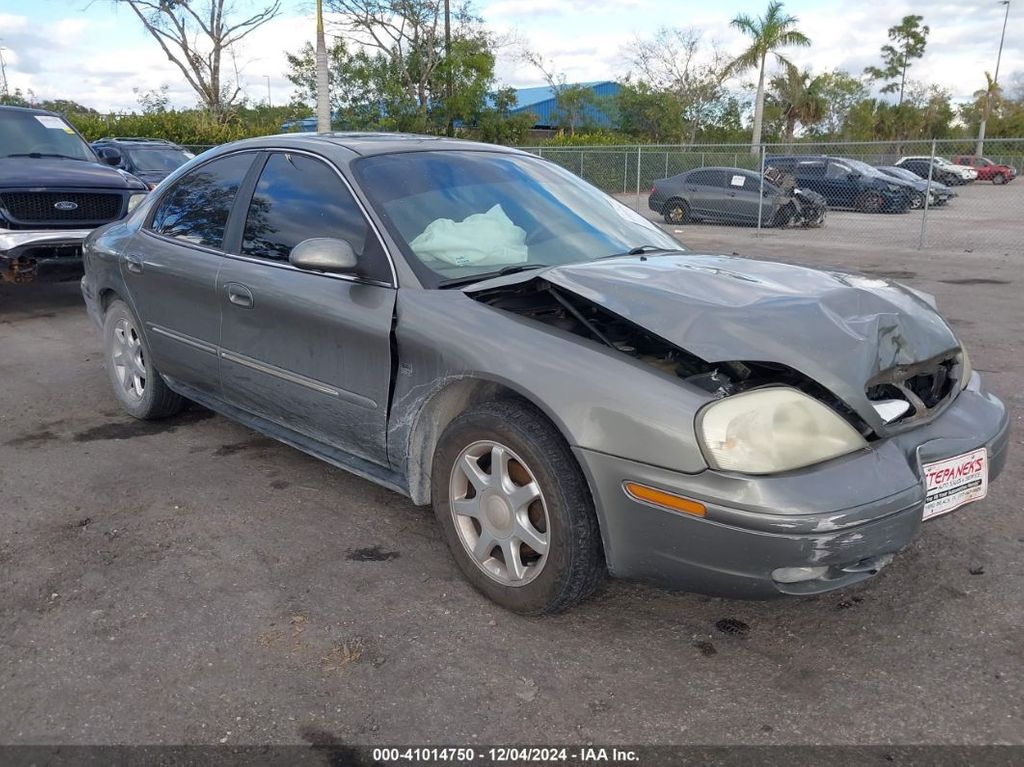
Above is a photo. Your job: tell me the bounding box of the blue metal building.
[509,81,621,129]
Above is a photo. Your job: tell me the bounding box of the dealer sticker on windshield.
[922,448,988,520]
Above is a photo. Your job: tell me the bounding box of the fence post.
[664,152,669,178]
[756,144,766,235]
[635,145,642,212]
[623,152,628,194]
[580,151,584,178]
[918,139,936,250]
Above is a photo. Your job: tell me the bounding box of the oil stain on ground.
[4,429,60,448]
[72,409,215,443]
[938,278,1010,286]
[213,436,277,456]
[347,545,401,562]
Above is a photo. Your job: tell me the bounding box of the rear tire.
[431,399,605,614]
[662,198,690,225]
[855,190,884,213]
[103,299,185,420]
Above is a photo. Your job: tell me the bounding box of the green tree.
[811,70,868,138]
[768,65,825,141]
[724,1,811,155]
[477,87,535,145]
[864,15,929,107]
[613,81,684,142]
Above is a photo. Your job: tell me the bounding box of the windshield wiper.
[597,245,686,260]
[5,152,88,161]
[437,263,549,289]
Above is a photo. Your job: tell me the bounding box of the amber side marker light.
[623,482,707,517]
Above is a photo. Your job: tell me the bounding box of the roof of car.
[227,132,525,158]
[0,104,59,116]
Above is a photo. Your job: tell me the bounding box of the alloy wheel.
[111,316,146,400]
[449,440,550,586]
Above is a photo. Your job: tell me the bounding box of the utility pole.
[977,0,1011,157]
[0,42,9,99]
[265,75,272,108]
[444,0,453,137]
[315,0,331,132]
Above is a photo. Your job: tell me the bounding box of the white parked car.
[895,156,977,185]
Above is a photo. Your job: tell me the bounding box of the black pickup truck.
[0,105,148,284]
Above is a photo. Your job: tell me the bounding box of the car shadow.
[0,281,85,323]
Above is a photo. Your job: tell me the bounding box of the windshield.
[0,110,95,161]
[354,150,682,287]
[882,166,917,181]
[128,147,193,172]
[845,158,884,177]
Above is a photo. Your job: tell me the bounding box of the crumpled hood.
[493,254,961,429]
[0,157,145,190]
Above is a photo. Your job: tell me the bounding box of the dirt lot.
[1,208,1022,746]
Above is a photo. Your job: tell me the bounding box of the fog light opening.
[771,565,829,584]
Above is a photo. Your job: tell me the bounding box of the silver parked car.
[81,134,1009,614]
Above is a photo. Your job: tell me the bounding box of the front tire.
[431,400,604,614]
[103,299,185,420]
[855,190,884,213]
[993,172,1007,185]
[909,191,925,210]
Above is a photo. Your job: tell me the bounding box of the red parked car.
[952,155,1017,184]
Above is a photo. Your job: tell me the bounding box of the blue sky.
[0,0,1019,111]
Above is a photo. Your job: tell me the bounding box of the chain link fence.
[519,139,1023,256]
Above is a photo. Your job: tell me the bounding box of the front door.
[124,151,257,394]
[216,151,396,466]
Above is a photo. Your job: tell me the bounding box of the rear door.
[125,151,257,395]
[216,150,397,466]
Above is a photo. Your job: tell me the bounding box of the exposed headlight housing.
[959,346,972,389]
[127,192,148,213]
[887,183,901,192]
[696,387,867,474]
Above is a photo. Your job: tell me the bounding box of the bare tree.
[111,0,282,117]
[520,51,597,136]
[326,0,448,120]
[624,27,727,142]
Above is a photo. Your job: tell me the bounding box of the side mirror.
[97,146,122,166]
[289,237,358,274]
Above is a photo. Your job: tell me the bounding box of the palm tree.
[726,1,811,155]
[770,66,826,142]
[315,0,331,132]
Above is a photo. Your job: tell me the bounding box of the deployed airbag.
[410,204,528,267]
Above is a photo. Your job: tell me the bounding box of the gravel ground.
[0,210,1022,746]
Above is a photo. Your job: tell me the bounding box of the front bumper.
[0,229,92,284]
[576,377,1009,599]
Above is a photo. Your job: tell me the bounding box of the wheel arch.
[402,375,583,508]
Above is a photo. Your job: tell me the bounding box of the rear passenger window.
[688,170,724,186]
[149,153,254,248]
[241,152,389,281]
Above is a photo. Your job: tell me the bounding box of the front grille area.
[0,191,123,225]
[866,354,959,426]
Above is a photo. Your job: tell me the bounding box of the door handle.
[727,192,737,197]
[226,283,254,309]
[124,254,144,274]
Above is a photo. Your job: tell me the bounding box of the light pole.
[264,75,272,108]
[976,0,1011,157]
[315,0,331,132]
[0,42,9,99]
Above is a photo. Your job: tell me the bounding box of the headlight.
[959,346,972,389]
[127,192,148,213]
[886,184,901,193]
[696,387,867,474]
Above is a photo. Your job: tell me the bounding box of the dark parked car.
[876,166,955,207]
[951,155,1017,184]
[767,155,914,213]
[648,166,826,227]
[895,156,976,186]
[81,134,1008,614]
[91,137,195,189]
[0,106,148,284]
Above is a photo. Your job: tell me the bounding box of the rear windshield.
[0,110,95,161]
[128,147,194,172]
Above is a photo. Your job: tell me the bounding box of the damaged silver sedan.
[81,134,1009,614]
